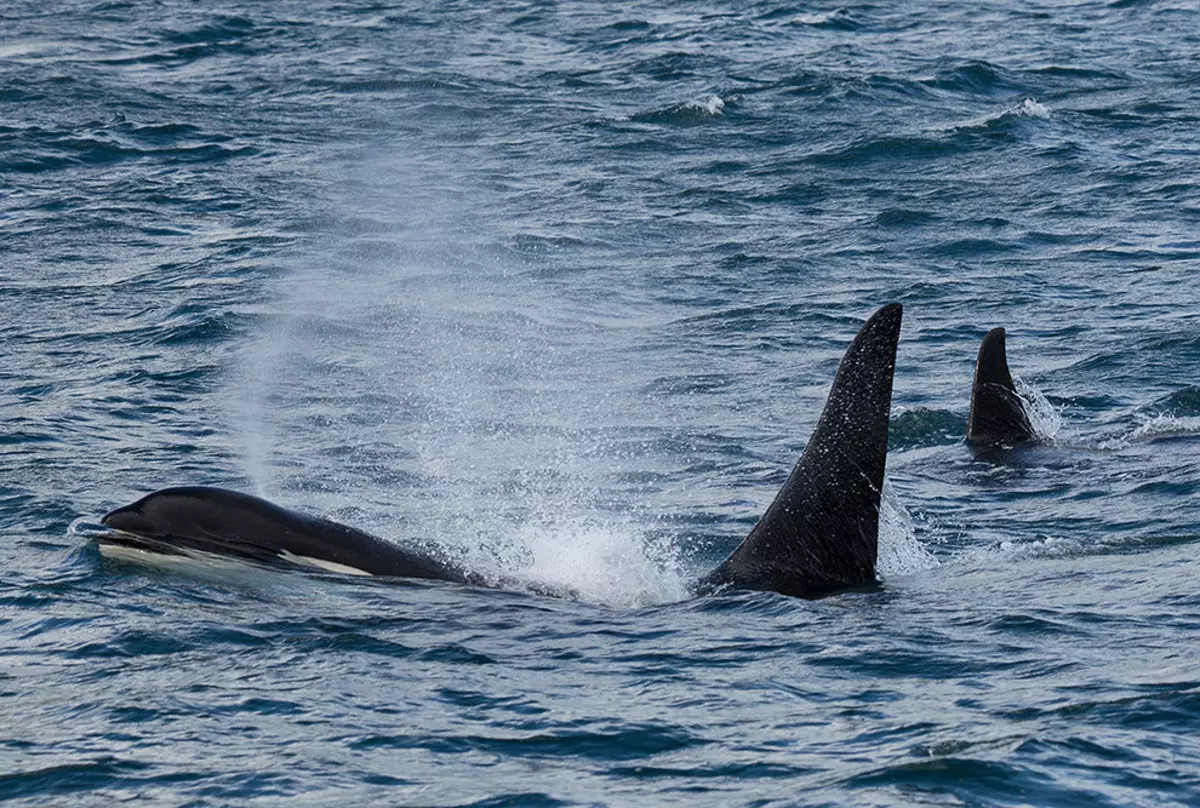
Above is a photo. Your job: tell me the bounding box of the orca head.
[101,486,269,543]
[100,486,472,583]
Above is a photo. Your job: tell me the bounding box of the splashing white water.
[226,151,931,610]
[1016,98,1051,119]
[877,482,938,579]
[1014,377,1062,441]
[221,152,700,609]
[687,95,725,116]
[499,520,689,608]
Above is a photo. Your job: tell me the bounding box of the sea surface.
[3,1,1200,805]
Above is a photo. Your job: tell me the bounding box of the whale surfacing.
[967,327,1034,448]
[101,486,471,583]
[694,302,901,597]
[100,303,904,600]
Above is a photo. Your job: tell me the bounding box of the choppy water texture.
[3,1,1200,805]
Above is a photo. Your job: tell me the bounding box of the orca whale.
[966,327,1035,448]
[101,485,475,583]
[100,303,903,600]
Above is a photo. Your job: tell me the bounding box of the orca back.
[967,327,1034,448]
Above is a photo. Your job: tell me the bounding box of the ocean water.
[3,0,1200,804]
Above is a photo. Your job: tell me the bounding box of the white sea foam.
[987,535,1084,560]
[492,478,934,605]
[1014,377,1062,441]
[877,482,939,579]
[1017,98,1051,119]
[502,520,689,608]
[687,95,725,116]
[1098,413,1200,450]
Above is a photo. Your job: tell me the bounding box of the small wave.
[94,16,262,68]
[599,19,651,33]
[162,15,256,45]
[692,95,726,116]
[847,755,1033,801]
[750,181,826,206]
[641,373,736,396]
[935,99,1051,142]
[919,59,1017,95]
[986,535,1086,561]
[622,51,727,83]
[630,95,726,125]
[151,309,247,347]
[397,723,701,761]
[889,407,967,451]
[1148,386,1200,418]
[971,531,1200,566]
[0,757,151,803]
[1016,98,1051,119]
[874,208,938,228]
[67,518,110,542]
[1098,414,1200,450]
[926,237,1020,258]
[810,133,958,166]
[785,10,864,31]
[811,98,1044,169]
[2,124,255,175]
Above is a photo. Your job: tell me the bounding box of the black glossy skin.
[693,303,901,598]
[967,327,1035,448]
[102,486,469,583]
[101,304,904,600]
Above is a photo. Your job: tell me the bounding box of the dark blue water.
[3,1,1200,804]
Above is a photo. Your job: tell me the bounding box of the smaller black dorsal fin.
[694,303,902,599]
[967,327,1034,448]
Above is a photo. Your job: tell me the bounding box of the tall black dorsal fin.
[694,303,902,598]
[967,327,1034,448]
